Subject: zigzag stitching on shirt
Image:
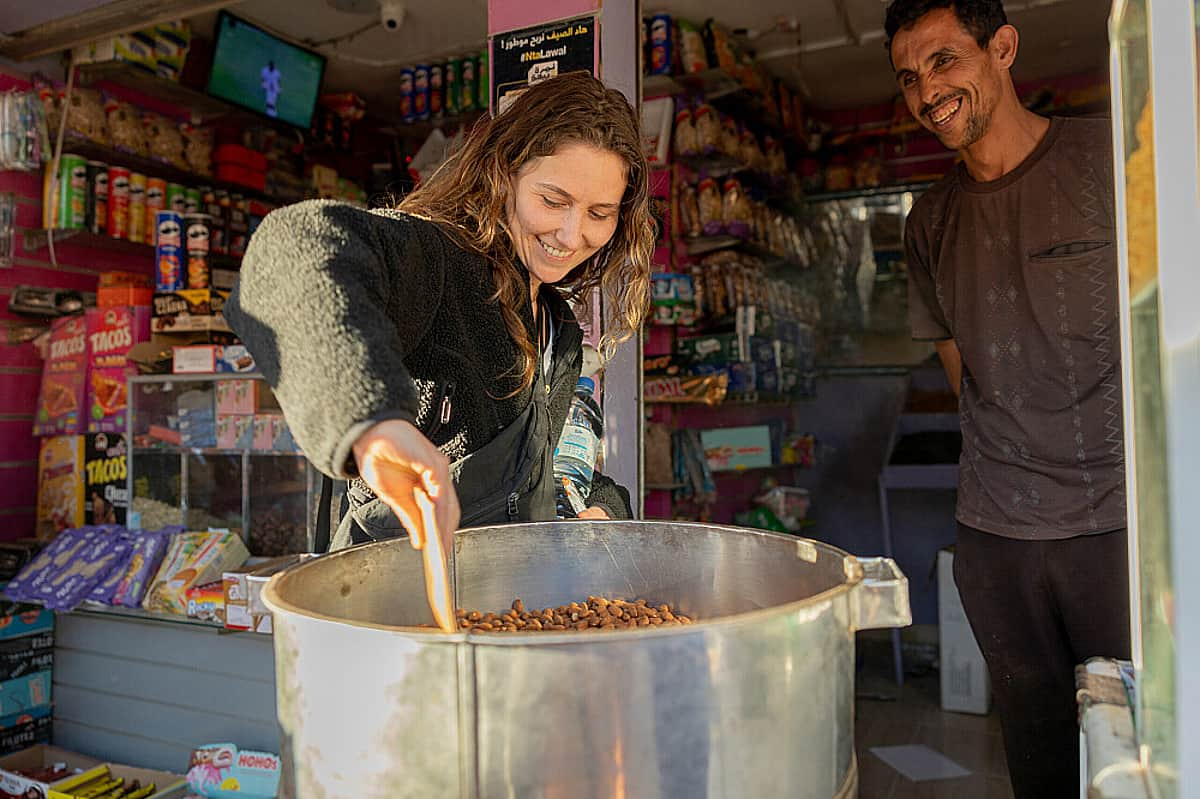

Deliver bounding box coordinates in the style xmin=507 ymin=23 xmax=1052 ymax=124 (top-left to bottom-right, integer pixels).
xmin=1080 ymin=163 xmax=1101 ymax=236
xmin=1089 ymin=255 xmax=1124 ymax=468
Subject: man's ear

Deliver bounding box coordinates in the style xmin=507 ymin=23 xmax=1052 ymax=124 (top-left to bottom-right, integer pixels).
xmin=990 ymin=24 xmax=1019 ymax=69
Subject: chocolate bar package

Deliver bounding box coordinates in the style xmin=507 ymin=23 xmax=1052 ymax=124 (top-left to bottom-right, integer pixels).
xmin=113 ymin=526 xmax=180 ymax=608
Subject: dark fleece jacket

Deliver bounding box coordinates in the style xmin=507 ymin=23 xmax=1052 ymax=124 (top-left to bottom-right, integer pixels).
xmin=224 ymin=200 xmax=631 ymax=519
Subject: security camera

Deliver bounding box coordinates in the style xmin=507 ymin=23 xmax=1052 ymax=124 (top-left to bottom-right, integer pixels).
xmin=379 ymin=0 xmax=406 ymax=32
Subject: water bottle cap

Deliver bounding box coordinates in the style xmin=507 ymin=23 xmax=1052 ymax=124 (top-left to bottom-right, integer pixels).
xmin=576 ymin=377 xmax=595 ymax=393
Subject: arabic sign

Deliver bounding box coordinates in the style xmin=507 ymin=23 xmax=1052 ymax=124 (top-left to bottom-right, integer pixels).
xmin=491 ymin=16 xmax=598 ymax=115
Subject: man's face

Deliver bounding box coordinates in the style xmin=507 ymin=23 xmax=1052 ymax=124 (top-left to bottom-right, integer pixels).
xmin=890 ymin=7 xmax=1005 ymax=150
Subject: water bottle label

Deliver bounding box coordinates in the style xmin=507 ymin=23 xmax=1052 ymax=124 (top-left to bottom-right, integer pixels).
xmin=556 ymin=426 xmax=597 ymax=476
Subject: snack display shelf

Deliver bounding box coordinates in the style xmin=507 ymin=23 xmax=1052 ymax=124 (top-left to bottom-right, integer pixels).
xmin=133 ymin=446 xmax=302 ymax=458
xmin=65 ymin=600 xmax=227 ymax=630
xmin=77 ymin=61 xmax=238 ymax=121
xmin=56 ymin=134 xmax=279 ymax=206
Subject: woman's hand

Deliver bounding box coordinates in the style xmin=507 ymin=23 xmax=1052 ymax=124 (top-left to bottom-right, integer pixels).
xmin=353 ymin=419 xmax=460 ymax=555
xmin=577 ymin=506 xmax=610 ymax=520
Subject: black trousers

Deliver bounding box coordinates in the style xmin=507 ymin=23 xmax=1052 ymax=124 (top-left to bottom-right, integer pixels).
xmin=953 ymin=522 xmax=1131 ymax=799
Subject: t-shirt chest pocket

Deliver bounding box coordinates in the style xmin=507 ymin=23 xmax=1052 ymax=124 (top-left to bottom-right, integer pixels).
xmin=1023 ymin=238 xmax=1117 ymax=341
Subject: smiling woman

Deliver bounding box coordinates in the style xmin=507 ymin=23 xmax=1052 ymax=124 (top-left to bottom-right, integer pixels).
xmin=224 ymin=71 xmax=654 ymax=560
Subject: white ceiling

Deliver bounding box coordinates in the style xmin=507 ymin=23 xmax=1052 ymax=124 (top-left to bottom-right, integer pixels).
xmin=3 ymin=0 xmax=1113 ymax=111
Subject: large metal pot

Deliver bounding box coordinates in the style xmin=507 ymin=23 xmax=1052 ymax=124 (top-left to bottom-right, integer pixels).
xmin=263 ymin=520 xmax=911 ymax=798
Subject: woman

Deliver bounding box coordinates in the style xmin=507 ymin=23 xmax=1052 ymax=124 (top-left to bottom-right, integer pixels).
xmin=225 ymin=72 xmax=654 ymax=554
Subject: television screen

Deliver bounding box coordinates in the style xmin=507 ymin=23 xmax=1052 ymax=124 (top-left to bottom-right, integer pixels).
xmin=206 ymin=11 xmax=326 ymax=129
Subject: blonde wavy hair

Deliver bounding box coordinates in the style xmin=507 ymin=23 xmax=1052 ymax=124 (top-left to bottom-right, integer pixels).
xmin=398 ymin=71 xmax=654 ymax=393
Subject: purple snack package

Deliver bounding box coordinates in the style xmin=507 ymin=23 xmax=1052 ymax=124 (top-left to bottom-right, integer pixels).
xmin=45 ymin=532 xmax=131 ymax=611
xmin=114 ymin=527 xmax=178 ymax=608
xmin=89 ymin=528 xmax=136 ymax=604
xmin=16 ymin=528 xmax=100 ymax=605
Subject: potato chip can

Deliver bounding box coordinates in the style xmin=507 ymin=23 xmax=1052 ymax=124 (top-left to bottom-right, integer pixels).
xmin=106 ymin=166 xmax=131 ymax=239
xmin=127 ymin=172 xmax=146 ymax=244
xmin=460 ymin=56 xmax=478 ymax=113
xmin=429 ymin=63 xmax=444 ymax=118
xmin=183 ymin=213 xmax=212 ymax=289
xmin=184 ymin=187 xmax=202 ymax=215
xmin=414 ymin=64 xmax=431 ymax=121
xmin=85 ymin=161 xmax=108 ymax=235
xmin=444 ymin=60 xmax=460 ymax=116
xmin=478 ymin=49 xmax=489 ymax=111
xmin=166 ymin=182 xmax=187 ymax=215
xmin=144 ymin=177 xmax=167 ymax=244
xmin=154 ymin=210 xmax=184 ymax=291
xmin=59 ymin=153 xmax=88 ymax=230
xmin=399 ymin=68 xmax=415 ymax=123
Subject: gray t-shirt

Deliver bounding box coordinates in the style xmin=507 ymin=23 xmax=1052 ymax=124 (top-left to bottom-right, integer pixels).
xmin=906 ymin=116 xmax=1126 ymax=539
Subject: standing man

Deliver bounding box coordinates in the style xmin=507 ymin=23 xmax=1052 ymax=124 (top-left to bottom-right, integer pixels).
xmin=884 ymin=1 xmax=1130 ymax=796
xmin=261 ymin=60 xmax=282 ymax=118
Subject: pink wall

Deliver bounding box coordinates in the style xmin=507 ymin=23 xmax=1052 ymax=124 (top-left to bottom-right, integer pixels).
xmin=487 ymin=0 xmax=600 ymax=34
xmin=0 ymin=68 xmax=154 ymax=539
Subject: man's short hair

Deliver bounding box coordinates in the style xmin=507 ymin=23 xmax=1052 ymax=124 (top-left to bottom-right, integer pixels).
xmin=884 ymin=0 xmax=1009 ymax=51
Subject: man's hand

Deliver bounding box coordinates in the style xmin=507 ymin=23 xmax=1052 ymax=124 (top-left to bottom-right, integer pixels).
xmin=352 ymin=419 xmax=460 ymax=555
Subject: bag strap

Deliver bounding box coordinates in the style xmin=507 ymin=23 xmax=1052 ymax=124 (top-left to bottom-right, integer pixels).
xmin=313 ymin=474 xmax=333 ymax=553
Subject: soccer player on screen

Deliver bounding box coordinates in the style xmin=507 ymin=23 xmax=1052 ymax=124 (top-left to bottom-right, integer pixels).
xmin=261 ymin=60 xmax=282 ymax=118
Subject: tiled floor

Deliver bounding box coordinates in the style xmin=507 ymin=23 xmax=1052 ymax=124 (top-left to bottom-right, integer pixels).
xmin=854 ymin=645 xmax=1014 ymax=799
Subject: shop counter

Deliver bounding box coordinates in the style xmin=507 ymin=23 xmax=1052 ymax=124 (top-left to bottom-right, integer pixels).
xmin=52 ymin=605 xmax=279 ymax=772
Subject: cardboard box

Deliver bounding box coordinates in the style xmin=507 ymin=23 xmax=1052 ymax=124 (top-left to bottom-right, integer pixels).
xmin=271 ymin=418 xmax=300 ymax=453
xmin=0 ymin=671 xmax=51 ymax=717
xmin=0 ymin=632 xmax=54 ymax=683
xmin=215 ymin=380 xmax=268 ymax=416
xmin=938 ymin=548 xmax=991 ymax=715
xmin=84 ymin=432 xmax=128 ymax=527
xmin=223 ymin=556 xmax=300 ymax=632
xmin=34 ymin=316 xmax=88 ymax=436
xmin=233 ymin=416 xmax=255 ymax=450
xmin=186 ymin=581 xmax=225 ymax=624
xmin=675 ymin=332 xmax=746 ymax=364
xmin=0 ymin=706 xmax=52 ymax=757
xmin=36 ymin=436 xmax=86 ymax=540
xmin=184 ymin=743 xmax=280 ymax=799
xmin=49 ymin=762 xmax=186 ymax=798
xmin=216 ymin=416 xmax=238 ymax=450
xmin=85 ymin=306 xmax=152 ymax=433
xmin=0 ymin=600 xmax=54 ymax=641
xmin=173 ymin=346 xmax=256 ymax=375
xmin=252 ymin=415 xmax=277 ymax=451
xmin=0 ymin=744 xmax=103 ymax=799
xmin=700 ymin=425 xmax=774 ymax=471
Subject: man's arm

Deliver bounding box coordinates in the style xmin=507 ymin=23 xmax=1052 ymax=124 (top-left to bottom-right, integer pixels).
xmin=935 ymin=339 xmax=962 ymax=398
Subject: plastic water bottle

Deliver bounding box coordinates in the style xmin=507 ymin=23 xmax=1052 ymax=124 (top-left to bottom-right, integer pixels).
xmin=553 ymin=377 xmax=603 ymax=518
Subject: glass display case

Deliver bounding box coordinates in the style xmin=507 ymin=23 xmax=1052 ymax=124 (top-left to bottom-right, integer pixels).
xmin=126 ymin=374 xmax=317 ymax=556
xmin=1110 ymin=0 xmax=1200 ymax=795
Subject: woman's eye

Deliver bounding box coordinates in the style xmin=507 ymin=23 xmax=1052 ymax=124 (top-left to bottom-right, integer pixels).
xmin=589 ymin=211 xmax=612 ymax=221
xmin=542 ymin=196 xmax=566 ymax=209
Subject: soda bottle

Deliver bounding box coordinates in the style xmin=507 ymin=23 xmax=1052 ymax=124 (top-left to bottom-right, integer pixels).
xmin=552 ymin=377 xmax=603 ymax=518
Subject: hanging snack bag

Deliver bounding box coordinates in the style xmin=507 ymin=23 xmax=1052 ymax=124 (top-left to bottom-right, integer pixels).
xmin=739 ymin=128 xmax=764 ymax=171
xmin=181 ymin=122 xmax=213 ymax=176
xmin=677 ymin=20 xmax=708 ymax=73
xmin=719 ymin=113 xmax=740 ymax=159
xmin=693 ymin=103 xmax=720 ymax=154
xmin=143 ymin=112 xmax=187 ymax=169
xmin=67 ymin=87 xmax=109 ymax=144
xmin=673 ymin=101 xmax=699 ymax=159
xmin=104 ymin=97 xmax=145 ymax=156
xmin=697 ymin=176 xmax=723 ymax=236
xmin=678 ymin=181 xmax=702 ymax=238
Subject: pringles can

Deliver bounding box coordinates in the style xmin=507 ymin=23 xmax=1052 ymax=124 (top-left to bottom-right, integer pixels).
xmin=144 ymin=177 xmax=167 ymax=245
xmin=430 ymin=62 xmax=445 ymax=118
xmin=166 ymin=182 xmax=187 ymax=215
xmin=414 ymin=64 xmax=430 ymax=121
xmin=478 ymin=49 xmax=489 ymax=111
xmin=127 ymin=173 xmax=146 ymax=244
xmin=106 ymin=166 xmax=131 ymax=239
xmin=184 ymin=187 xmax=202 ymax=215
xmin=460 ymin=55 xmax=478 ymax=113
xmin=59 ymin=153 xmax=87 ymax=230
xmin=228 ymin=194 xmax=248 ymax=259
xmin=154 ymin=210 xmax=184 ymax=291
xmin=444 ymin=59 xmax=460 ymax=116
xmin=85 ymin=161 xmax=108 ymax=235
xmin=183 ymin=213 xmax=212 ymax=289
xmin=399 ymin=68 xmax=415 ymax=124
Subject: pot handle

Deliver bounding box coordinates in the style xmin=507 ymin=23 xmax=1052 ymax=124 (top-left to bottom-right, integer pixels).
xmin=849 ymin=557 xmax=912 ymax=631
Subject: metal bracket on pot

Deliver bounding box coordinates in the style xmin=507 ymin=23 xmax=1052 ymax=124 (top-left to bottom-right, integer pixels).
xmin=849 ymin=557 xmax=912 ymax=631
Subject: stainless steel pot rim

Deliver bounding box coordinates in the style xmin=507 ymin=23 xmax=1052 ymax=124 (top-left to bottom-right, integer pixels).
xmin=262 ymin=520 xmax=868 ymax=645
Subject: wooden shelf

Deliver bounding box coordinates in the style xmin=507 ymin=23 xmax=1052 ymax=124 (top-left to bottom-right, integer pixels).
xmin=78 ymin=62 xmax=237 ymax=121
xmin=57 ymin=134 xmax=280 ymax=204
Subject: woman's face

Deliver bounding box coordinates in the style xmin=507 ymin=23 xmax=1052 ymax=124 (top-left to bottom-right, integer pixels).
xmin=507 ymin=141 xmax=626 ymax=294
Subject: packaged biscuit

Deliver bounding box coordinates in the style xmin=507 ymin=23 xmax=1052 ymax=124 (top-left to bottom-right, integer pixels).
xmin=85 ymin=305 xmax=151 ymax=433
xmin=692 ymin=103 xmax=719 ymax=154
xmin=143 ymin=531 xmax=249 ymax=615
xmin=697 ymin=177 xmax=722 ymax=236
xmin=34 ymin=315 xmax=88 ymax=437
xmin=35 ymin=436 xmax=85 ymax=540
